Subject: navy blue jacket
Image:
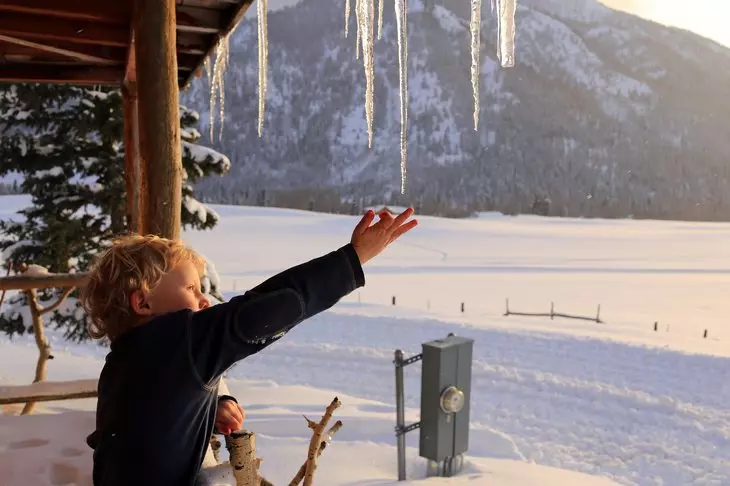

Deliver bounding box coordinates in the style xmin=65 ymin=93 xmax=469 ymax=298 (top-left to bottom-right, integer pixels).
xmin=87 ymin=244 xmax=365 ymax=485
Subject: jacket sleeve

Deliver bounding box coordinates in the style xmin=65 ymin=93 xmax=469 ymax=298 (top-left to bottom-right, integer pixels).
xmin=186 ymin=243 xmax=365 ymax=386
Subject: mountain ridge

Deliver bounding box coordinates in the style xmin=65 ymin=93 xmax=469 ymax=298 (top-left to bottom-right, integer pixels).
xmin=181 ymin=0 xmax=730 ymax=220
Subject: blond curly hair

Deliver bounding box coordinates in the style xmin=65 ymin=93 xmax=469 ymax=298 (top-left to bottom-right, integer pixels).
xmin=81 ymin=234 xmax=205 ymax=341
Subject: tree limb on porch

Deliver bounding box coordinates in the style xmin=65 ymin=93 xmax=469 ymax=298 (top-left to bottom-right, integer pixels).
xmin=0 ymin=379 xmax=98 ymax=405
xmin=0 ymin=272 xmax=88 ymax=291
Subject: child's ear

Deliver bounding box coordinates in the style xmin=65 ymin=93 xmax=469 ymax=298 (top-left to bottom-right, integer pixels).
xmin=130 ymin=290 xmax=153 ymax=316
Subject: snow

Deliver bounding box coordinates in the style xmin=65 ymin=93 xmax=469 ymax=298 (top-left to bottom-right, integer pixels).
xmin=1 ymin=239 xmax=41 ymax=263
xmin=2 ymin=196 xmax=730 ymax=484
xmin=181 ymin=141 xmax=232 ymax=171
xmin=31 ymin=168 xmax=63 ymax=179
xmin=22 ymin=264 xmax=49 ymax=276
xmin=433 ymin=5 xmax=465 ymax=34
xmin=183 ymin=196 xmax=213 ymax=224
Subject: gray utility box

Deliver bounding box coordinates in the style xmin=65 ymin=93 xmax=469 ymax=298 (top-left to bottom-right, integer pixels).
xmin=419 ymin=335 xmax=474 ymax=462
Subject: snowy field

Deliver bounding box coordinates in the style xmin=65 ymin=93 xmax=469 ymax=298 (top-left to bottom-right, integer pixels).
xmin=2 ymin=194 xmax=730 ymax=485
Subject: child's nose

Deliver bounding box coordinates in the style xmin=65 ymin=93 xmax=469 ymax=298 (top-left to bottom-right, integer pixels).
xmin=199 ymin=294 xmax=211 ymax=309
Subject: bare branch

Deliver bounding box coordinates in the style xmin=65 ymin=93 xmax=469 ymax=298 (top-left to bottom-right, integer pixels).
xmin=20 ymin=287 xmax=51 ymax=415
xmin=39 ymin=286 xmax=76 ymax=316
xmin=301 ymin=396 xmax=342 ymax=486
xmin=289 ymin=420 xmax=344 ymax=486
xmin=0 ymin=262 xmax=12 ymax=309
xmin=303 ymin=415 xmax=317 ymax=430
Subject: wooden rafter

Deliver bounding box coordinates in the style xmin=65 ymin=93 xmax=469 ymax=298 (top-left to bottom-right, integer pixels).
xmin=0 ymin=12 xmax=129 ymax=47
xmin=0 ymin=64 xmax=124 ymax=84
xmin=0 ymin=0 xmax=128 ymax=24
xmin=181 ymin=0 xmax=255 ymax=87
xmin=177 ymin=7 xmax=225 ymax=35
xmin=0 ymin=34 xmax=120 ymax=65
xmin=0 ymin=40 xmax=126 ymax=64
xmin=0 ymin=0 xmax=249 ymax=88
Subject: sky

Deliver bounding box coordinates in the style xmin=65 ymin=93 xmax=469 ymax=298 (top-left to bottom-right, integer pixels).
xmin=599 ymin=0 xmax=729 ymax=47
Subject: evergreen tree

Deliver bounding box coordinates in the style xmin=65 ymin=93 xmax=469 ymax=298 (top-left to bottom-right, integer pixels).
xmin=0 ymin=83 xmax=229 ymax=341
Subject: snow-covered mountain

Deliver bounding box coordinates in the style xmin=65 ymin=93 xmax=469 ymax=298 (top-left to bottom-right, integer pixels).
xmin=182 ymin=0 xmax=730 ymax=220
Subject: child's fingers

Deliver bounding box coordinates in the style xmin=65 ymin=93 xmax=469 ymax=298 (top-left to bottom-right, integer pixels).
xmin=215 ymin=420 xmax=230 ymax=435
xmin=389 ymin=218 xmax=418 ymax=243
xmin=219 ymin=400 xmax=244 ymax=423
xmin=219 ymin=410 xmax=241 ymax=428
xmin=353 ymin=210 xmax=375 ymax=236
xmin=237 ymin=403 xmax=246 ymax=422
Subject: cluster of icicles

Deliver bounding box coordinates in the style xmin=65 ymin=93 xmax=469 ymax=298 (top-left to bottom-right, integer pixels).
xmin=207 ymin=0 xmax=517 ymax=194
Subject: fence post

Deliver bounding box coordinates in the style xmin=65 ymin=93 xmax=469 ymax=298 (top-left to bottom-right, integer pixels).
xmin=595 ymin=304 xmax=601 ymax=323
xmin=550 ymin=302 xmax=555 ymax=320
xmin=394 ymin=350 xmax=406 ymax=481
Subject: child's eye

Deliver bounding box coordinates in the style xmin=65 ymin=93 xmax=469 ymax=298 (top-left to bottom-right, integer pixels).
xmin=187 ymin=285 xmax=196 ymax=291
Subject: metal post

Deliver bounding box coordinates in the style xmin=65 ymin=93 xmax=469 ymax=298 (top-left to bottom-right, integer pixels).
xmin=395 ymin=349 xmax=406 ymax=481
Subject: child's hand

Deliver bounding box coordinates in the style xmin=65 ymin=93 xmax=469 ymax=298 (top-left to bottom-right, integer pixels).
xmin=351 ymin=208 xmax=418 ymax=265
xmin=215 ymin=399 xmax=245 ymax=435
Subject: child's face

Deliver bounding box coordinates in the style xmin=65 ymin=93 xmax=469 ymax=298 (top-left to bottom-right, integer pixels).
xmin=135 ymin=260 xmax=211 ymax=318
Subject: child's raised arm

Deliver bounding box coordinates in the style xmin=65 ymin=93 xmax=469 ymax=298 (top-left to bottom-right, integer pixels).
xmin=186 ymin=208 xmax=418 ymax=386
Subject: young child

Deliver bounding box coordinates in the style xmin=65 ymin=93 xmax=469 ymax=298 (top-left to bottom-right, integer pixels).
xmin=81 ymin=208 xmax=417 ymax=486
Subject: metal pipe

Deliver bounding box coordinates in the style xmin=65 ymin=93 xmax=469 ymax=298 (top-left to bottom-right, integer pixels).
xmin=395 ymin=349 xmax=406 ymax=480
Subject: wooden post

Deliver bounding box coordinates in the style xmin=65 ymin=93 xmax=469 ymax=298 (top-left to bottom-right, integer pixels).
xmin=133 ymin=0 xmax=182 ymax=239
xmin=225 ymin=431 xmax=259 ymax=486
xmin=20 ymin=288 xmax=50 ymax=415
xmin=122 ymin=81 xmax=141 ymax=234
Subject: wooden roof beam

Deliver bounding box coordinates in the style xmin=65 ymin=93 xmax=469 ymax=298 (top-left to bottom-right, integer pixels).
xmin=0 ymin=12 xmax=129 ymax=47
xmin=0 ymin=65 xmax=123 ymax=85
xmin=0 ymin=39 xmax=126 ymax=63
xmin=0 ymin=0 xmax=128 ymax=24
xmin=181 ymin=0 xmax=255 ymax=87
xmin=0 ymin=34 xmax=120 ymax=65
xmin=176 ymin=6 xmax=226 ymax=35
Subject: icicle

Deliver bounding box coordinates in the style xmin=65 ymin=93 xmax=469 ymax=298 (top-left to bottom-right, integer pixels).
xmin=345 ymin=0 xmax=351 ymax=38
xmin=355 ymin=0 xmax=362 ymax=59
xmin=209 ymin=33 xmax=232 ymax=141
xmin=377 ymin=0 xmax=384 ymax=40
xmin=257 ymin=0 xmax=269 ymax=137
xmin=394 ymin=0 xmax=408 ymax=193
xmin=358 ymin=0 xmax=375 ymax=148
xmin=497 ymin=0 xmax=516 ymax=67
xmin=204 ymin=57 xmax=211 ymax=84
xmin=469 ymin=0 xmax=481 ymax=131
